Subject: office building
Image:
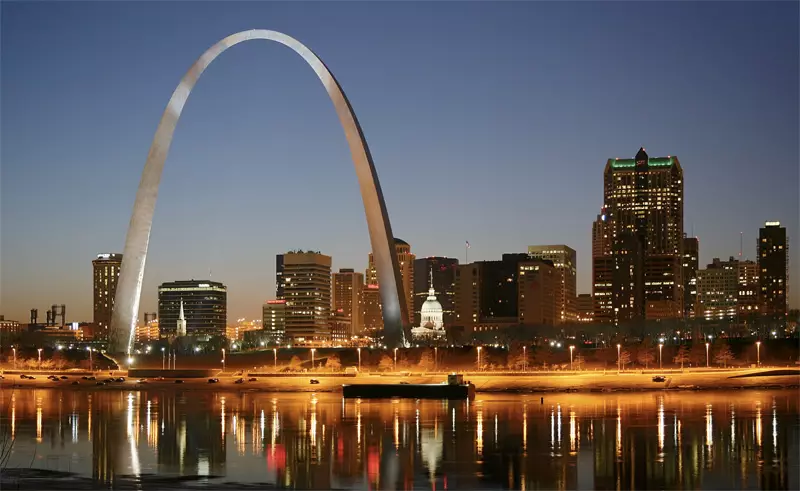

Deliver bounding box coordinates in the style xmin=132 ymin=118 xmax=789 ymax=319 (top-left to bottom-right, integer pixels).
xmin=527 ymin=245 xmax=577 ymax=323
xmin=697 ymin=257 xmax=739 ymax=321
xmin=576 ymin=294 xmax=594 ymax=323
xmin=262 ymin=300 xmax=286 ymax=345
xmin=275 ymin=254 xmax=285 ymax=300
xmin=592 ymin=212 xmax=614 ymax=323
xmin=682 ymin=236 xmax=699 ymax=318
xmin=329 ymin=310 xmax=352 ymax=345
xmin=158 ymin=280 xmax=227 ymax=337
xmin=362 ymin=285 xmax=383 ymax=338
xmin=603 ymin=148 xmax=684 ymax=322
xmin=518 ymin=260 xmax=558 ymax=326
xmin=366 ymin=238 xmax=414 ymax=319
xmin=283 ymin=251 xmax=332 ymax=344
xmin=413 ymin=257 xmax=458 ymax=327
xmin=759 ymin=221 xmax=788 ymax=328
xmin=332 ymin=268 xmax=364 ymax=336
xmin=92 ymin=253 xmax=122 ymax=340
xmin=738 ymin=259 xmax=760 ymax=322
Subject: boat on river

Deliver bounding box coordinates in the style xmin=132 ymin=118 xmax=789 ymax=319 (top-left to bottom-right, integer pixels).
xmin=342 ymin=373 xmax=475 ymax=400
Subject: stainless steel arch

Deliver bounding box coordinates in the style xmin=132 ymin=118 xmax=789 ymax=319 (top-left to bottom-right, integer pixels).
xmin=109 ymin=29 xmax=409 ymax=354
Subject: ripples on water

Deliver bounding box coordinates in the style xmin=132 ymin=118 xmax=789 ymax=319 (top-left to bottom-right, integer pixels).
xmin=0 ymin=389 xmax=798 ymax=490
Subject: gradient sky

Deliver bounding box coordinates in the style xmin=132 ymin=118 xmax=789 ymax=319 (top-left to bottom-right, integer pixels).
xmin=1 ymin=1 xmax=798 ymax=323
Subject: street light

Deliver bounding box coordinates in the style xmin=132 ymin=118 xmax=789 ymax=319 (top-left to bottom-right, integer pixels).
xmin=311 ymin=348 xmax=316 ymax=368
xmin=357 ymin=347 xmax=362 ymax=372
xmin=569 ymin=345 xmax=575 ymax=371
xmin=617 ymin=344 xmax=621 ymax=373
xmin=659 ymin=343 xmax=664 ymax=369
xmin=38 ymin=348 xmax=43 ymax=370
xmin=705 ymin=342 xmax=710 ymax=368
xmin=434 ymin=347 xmax=438 ymax=371
xmin=393 ymin=348 xmax=398 ymax=371
xmin=273 ymin=348 xmax=277 ymax=369
xmin=222 ymin=348 xmax=226 ymax=372
xmin=173 ymin=350 xmax=177 ymax=370
xmin=161 ymin=347 xmax=165 ymax=370
xmin=756 ymin=341 xmax=761 ymax=367
xmin=523 ymin=346 xmax=527 ymax=372
xmin=12 ymin=347 xmax=16 ymax=370
xmin=477 ymin=346 xmax=482 ymax=370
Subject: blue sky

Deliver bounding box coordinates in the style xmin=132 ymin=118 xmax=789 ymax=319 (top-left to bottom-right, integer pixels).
xmin=1 ymin=1 xmax=798 ymax=322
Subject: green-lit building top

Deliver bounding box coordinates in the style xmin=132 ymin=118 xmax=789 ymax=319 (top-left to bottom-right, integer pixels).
xmin=606 ymin=155 xmax=679 ymax=169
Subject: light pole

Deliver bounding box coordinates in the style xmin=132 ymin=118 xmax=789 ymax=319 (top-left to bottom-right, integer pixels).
xmin=523 ymin=346 xmax=527 ymax=372
xmin=357 ymin=347 xmax=362 ymax=372
xmin=173 ymin=350 xmax=177 ymax=370
xmin=705 ymin=342 xmax=710 ymax=368
xmin=222 ymin=348 xmax=226 ymax=372
xmin=617 ymin=344 xmax=621 ymax=373
xmin=87 ymin=347 xmax=93 ymax=372
xmin=756 ymin=341 xmax=761 ymax=367
xmin=393 ymin=348 xmax=398 ymax=371
xmin=434 ymin=347 xmax=438 ymax=371
xmin=659 ymin=343 xmax=663 ymax=369
xmin=38 ymin=348 xmax=43 ymax=370
xmin=477 ymin=346 xmax=482 ymax=370
xmin=569 ymin=345 xmax=575 ymax=371
xmin=161 ymin=347 xmax=165 ymax=370
xmin=273 ymin=348 xmax=277 ymax=369
xmin=311 ymin=348 xmax=316 ymax=369
xmin=12 ymin=347 xmax=16 ymax=370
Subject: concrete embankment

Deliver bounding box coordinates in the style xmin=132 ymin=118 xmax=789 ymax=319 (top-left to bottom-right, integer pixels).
xmin=2 ymin=368 xmax=798 ymax=394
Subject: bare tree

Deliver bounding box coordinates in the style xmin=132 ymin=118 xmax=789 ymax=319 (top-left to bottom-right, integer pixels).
xmin=673 ymin=345 xmax=690 ymax=369
xmin=378 ymin=355 xmax=394 ymax=372
xmin=418 ymin=350 xmax=434 ymax=372
xmin=288 ymin=355 xmax=303 ymax=371
xmin=637 ymin=348 xmax=655 ymax=369
xmin=507 ymin=349 xmax=528 ymax=371
xmin=618 ymin=349 xmax=632 ymax=371
xmin=325 ymin=354 xmax=342 ymax=371
xmin=713 ymin=344 xmax=735 ymax=368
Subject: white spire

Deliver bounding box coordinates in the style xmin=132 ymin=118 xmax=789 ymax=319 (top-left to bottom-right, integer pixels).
xmin=179 ymin=298 xmax=185 ymax=321
xmin=176 ymin=298 xmax=187 ymax=337
xmin=428 ymin=267 xmax=435 ymax=296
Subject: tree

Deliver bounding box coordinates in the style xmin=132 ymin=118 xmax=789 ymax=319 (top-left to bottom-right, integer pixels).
xmin=532 ymin=348 xmax=554 ymax=369
xmin=288 ymin=355 xmax=303 ymax=371
xmin=418 ymin=350 xmax=434 ymax=372
xmin=52 ymin=352 xmax=69 ymax=370
xmin=325 ymin=354 xmax=342 ymax=371
xmin=637 ymin=348 xmax=655 ymax=369
xmin=618 ymin=349 xmax=631 ymax=371
xmin=573 ymin=354 xmax=585 ymax=371
xmin=24 ymin=358 xmax=38 ymax=370
xmin=378 ymin=355 xmax=394 ymax=372
xmin=713 ymin=344 xmax=735 ymax=368
xmin=507 ymin=349 xmax=528 ymax=371
xmin=690 ymin=343 xmax=707 ymax=367
xmin=673 ymin=345 xmax=690 ymax=369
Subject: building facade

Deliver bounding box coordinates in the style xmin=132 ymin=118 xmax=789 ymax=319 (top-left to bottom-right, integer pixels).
xmin=576 ymin=294 xmax=594 ymax=323
xmin=367 ymin=238 xmax=414 ymax=320
xmin=262 ymin=300 xmax=286 ymax=345
xmin=602 ymin=148 xmax=684 ymax=323
xmin=759 ymin=222 xmax=788 ymax=329
xmin=92 ymin=253 xmax=122 ymax=340
xmin=737 ymin=260 xmax=760 ymax=324
xmin=157 ymin=280 xmax=227 ymax=337
xmin=592 ymin=212 xmax=614 ymax=323
xmin=275 ymin=255 xmax=285 ymax=300
xmin=361 ymin=285 xmax=383 ymax=339
xmin=283 ymin=251 xmax=332 ymax=344
xmin=413 ymin=257 xmax=458 ymax=328
xmin=527 ymin=245 xmax=577 ymax=324
xmin=682 ymin=236 xmax=699 ymax=319
xmin=696 ymin=257 xmax=739 ymax=322
xmin=332 ymin=268 xmax=364 ymax=337
xmin=518 ymin=260 xmax=558 ymax=326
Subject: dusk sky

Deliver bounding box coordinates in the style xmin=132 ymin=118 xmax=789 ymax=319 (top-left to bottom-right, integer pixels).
xmin=1 ymin=1 xmax=798 ymax=323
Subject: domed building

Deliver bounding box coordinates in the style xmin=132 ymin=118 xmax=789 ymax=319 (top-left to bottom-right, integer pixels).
xmin=411 ymin=270 xmax=446 ymax=343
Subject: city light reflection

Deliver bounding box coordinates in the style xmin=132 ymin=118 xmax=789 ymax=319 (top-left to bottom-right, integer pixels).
xmin=569 ymin=410 xmax=576 ymax=453
xmin=476 ymin=406 xmax=484 ymax=457
xmin=705 ymin=404 xmax=713 ymax=449
xmin=657 ymin=397 xmax=665 ymax=453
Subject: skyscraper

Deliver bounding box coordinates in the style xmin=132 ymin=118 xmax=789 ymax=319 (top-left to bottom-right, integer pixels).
xmin=283 ymin=251 xmax=332 ymax=344
xmin=682 ymin=236 xmax=699 ymax=318
xmin=738 ymin=259 xmax=760 ymax=324
xmin=158 ymin=280 xmax=227 ymax=337
xmin=527 ymin=245 xmax=577 ymax=323
xmin=592 ymin=212 xmax=613 ymax=323
xmin=697 ymin=257 xmax=739 ymax=321
xmin=518 ymin=260 xmax=558 ymax=326
xmin=413 ymin=257 xmax=458 ymax=327
xmin=603 ymin=148 xmax=684 ymax=322
xmin=759 ymin=221 xmax=788 ymax=329
xmin=92 ymin=253 xmax=123 ymax=340
xmin=262 ymin=300 xmax=286 ymax=345
xmin=367 ymin=238 xmax=414 ymax=319
xmin=332 ymin=268 xmax=364 ymax=336
xmin=362 ymin=284 xmax=383 ymax=338
xmin=275 ymin=254 xmax=285 ymax=300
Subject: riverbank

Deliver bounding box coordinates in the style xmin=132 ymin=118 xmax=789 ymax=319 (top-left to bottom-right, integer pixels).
xmin=2 ymin=367 xmax=798 ymax=393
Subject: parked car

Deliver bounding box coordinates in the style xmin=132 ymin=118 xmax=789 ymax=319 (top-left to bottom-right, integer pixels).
xmin=248 ymin=377 xmax=257 ymax=382
xmin=71 ymin=381 xmax=80 ymax=385
xmin=652 ymin=376 xmax=666 ymax=382
xmin=174 ymin=380 xmax=184 ymax=384
xmin=208 ymin=378 xmax=219 ymax=384
xmin=234 ymin=378 xmax=244 ymax=384
xmin=310 ymin=379 xmax=320 ymax=385
xmin=60 ymin=376 xmax=68 ymax=380
xmin=87 ymin=376 xmax=96 ymax=381
xmin=96 ymin=381 xmax=106 ymax=386
xmin=115 ymin=377 xmax=125 ymax=382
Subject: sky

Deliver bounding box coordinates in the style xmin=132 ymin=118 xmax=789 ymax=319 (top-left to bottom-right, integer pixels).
xmin=1 ymin=1 xmax=798 ymax=323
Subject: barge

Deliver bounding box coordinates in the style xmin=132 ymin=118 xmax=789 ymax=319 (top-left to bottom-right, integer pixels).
xmin=342 ymin=374 xmax=475 ymax=400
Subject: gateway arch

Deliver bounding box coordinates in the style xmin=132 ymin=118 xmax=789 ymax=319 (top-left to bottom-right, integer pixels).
xmin=109 ymin=29 xmax=410 ymax=355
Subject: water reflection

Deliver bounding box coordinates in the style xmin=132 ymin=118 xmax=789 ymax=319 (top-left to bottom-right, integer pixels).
xmin=1 ymin=389 xmax=798 ymax=490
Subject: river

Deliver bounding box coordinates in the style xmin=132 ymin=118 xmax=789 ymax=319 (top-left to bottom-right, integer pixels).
xmin=1 ymin=388 xmax=797 ymax=489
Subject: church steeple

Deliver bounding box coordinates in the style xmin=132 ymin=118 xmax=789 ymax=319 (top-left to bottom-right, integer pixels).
xmin=176 ymin=298 xmax=187 ymax=337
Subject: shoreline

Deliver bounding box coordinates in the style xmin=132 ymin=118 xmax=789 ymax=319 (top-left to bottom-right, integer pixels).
xmin=2 ymin=367 xmax=798 ymax=394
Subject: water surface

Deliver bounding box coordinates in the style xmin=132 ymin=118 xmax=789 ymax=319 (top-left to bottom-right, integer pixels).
xmin=1 ymin=389 xmax=797 ymax=489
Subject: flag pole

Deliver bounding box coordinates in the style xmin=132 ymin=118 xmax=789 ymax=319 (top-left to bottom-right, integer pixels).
xmin=465 ymin=241 xmax=469 ymax=264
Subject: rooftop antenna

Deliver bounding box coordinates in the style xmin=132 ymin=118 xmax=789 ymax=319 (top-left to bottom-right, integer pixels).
xmin=739 ymin=232 xmax=743 ymax=259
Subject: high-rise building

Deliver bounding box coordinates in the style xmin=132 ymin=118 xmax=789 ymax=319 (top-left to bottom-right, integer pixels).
xmin=527 ymin=245 xmax=577 ymax=323
xmin=262 ymin=300 xmax=286 ymax=345
xmin=759 ymin=221 xmax=788 ymax=328
xmin=697 ymin=257 xmax=739 ymax=321
xmin=576 ymin=294 xmax=594 ymax=323
xmin=682 ymin=236 xmax=699 ymax=318
xmin=413 ymin=257 xmax=458 ymax=327
xmin=283 ymin=251 xmax=332 ymax=344
xmin=367 ymin=238 xmax=414 ymax=319
xmin=92 ymin=253 xmax=123 ymax=340
xmin=737 ymin=259 xmax=760 ymax=323
xmin=362 ymin=284 xmax=383 ymax=338
xmin=332 ymin=268 xmax=364 ymax=336
xmin=592 ymin=212 xmax=613 ymax=323
xmin=275 ymin=255 xmax=285 ymax=300
xmin=603 ymin=148 xmax=684 ymax=322
xmin=329 ymin=310 xmax=352 ymax=345
xmin=158 ymin=280 xmax=227 ymax=337
xmin=518 ymin=260 xmax=558 ymax=326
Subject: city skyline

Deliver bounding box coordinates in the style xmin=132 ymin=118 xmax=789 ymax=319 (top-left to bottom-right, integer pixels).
xmin=2 ymin=2 xmax=798 ymax=323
